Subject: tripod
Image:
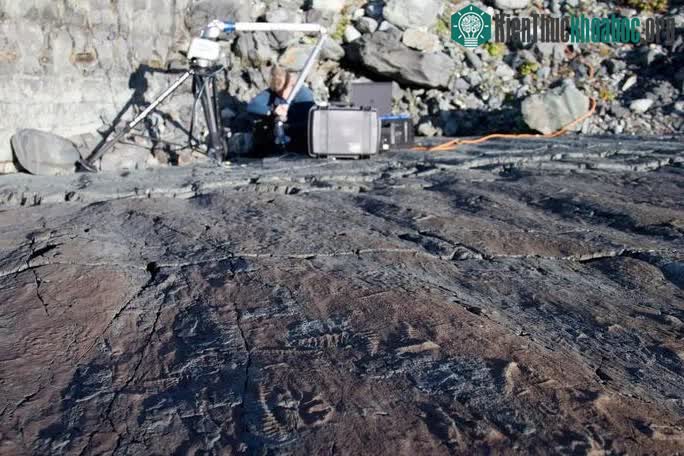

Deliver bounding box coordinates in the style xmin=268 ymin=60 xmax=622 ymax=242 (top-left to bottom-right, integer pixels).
xmin=78 ymin=63 xmax=227 ymax=172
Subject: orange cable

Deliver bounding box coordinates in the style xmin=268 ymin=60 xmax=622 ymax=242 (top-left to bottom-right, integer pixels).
xmin=413 ymin=97 xmax=597 ymax=152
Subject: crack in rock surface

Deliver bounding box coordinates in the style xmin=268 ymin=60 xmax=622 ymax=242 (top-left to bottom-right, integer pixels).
xmin=0 ymin=136 xmax=683 ymax=455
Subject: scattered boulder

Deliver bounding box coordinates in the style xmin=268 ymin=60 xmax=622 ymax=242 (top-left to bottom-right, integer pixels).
xmin=674 ymin=100 xmax=684 ymax=115
xmin=383 ymin=0 xmax=443 ymax=30
xmin=233 ymin=33 xmax=278 ymax=65
xmin=521 ymin=80 xmax=590 ymax=134
xmin=99 ymin=144 xmax=158 ymax=172
xmin=495 ymin=64 xmax=515 ymax=81
xmin=534 ymin=42 xmax=565 ymax=65
xmin=417 ymin=121 xmax=439 ymax=136
xmin=378 ymin=20 xmax=402 ymax=38
xmin=464 ymin=50 xmax=483 ymax=70
xmin=610 ymin=102 xmax=630 ymax=119
xmin=402 ymin=28 xmax=440 ymax=53
xmin=602 ymin=58 xmax=626 ymax=75
xmin=638 ymin=47 xmax=665 ymax=66
xmin=176 ymin=150 xmax=197 ymax=167
xmin=344 ymin=25 xmax=362 ymax=43
xmin=352 ymin=8 xmax=365 ymax=20
xmin=365 ymin=0 xmax=384 ymax=18
xmin=356 ymin=17 xmax=379 ymax=34
xmin=621 ymin=75 xmax=638 ymax=92
xmin=630 ymin=98 xmax=654 ymax=113
xmin=279 ymin=45 xmax=315 ymax=71
xmin=347 ymin=32 xmax=455 ymax=88
xmin=185 ymin=0 xmax=252 ymax=34
xmin=452 ymin=78 xmax=470 ymax=91
xmin=321 ymin=39 xmax=345 ymax=61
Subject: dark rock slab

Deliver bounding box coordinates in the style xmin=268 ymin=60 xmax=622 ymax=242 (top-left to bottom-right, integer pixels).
xmin=0 ymin=136 xmax=683 ymax=454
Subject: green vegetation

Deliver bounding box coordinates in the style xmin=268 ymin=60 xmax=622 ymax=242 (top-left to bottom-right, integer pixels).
xmin=484 ymin=42 xmax=506 ymax=58
xmin=518 ymin=61 xmax=539 ymax=77
xmin=599 ymin=86 xmax=616 ymax=102
xmin=435 ymin=17 xmax=450 ymax=36
xmin=619 ymin=0 xmax=667 ymax=12
xmin=332 ymin=15 xmax=350 ymax=42
xmin=332 ymin=1 xmax=367 ymax=42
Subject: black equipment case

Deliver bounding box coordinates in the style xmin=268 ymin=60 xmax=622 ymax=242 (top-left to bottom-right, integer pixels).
xmin=308 ymin=106 xmax=380 ymax=158
xmin=380 ymin=115 xmax=415 ymax=151
xmin=350 ymin=81 xmax=415 ymax=151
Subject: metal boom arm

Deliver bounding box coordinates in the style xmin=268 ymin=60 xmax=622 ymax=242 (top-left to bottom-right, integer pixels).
xmin=208 ymin=20 xmax=328 ymax=104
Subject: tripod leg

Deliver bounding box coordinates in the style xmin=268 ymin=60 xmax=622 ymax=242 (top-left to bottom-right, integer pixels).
xmin=81 ymin=70 xmax=194 ymax=171
xmin=197 ymin=74 xmax=226 ymax=161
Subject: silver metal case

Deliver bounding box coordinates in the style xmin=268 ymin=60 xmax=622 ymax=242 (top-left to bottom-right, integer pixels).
xmin=308 ymin=106 xmax=380 ymax=158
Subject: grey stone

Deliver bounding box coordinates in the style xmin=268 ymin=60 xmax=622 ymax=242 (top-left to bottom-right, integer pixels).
xmin=185 ymin=0 xmax=252 ymax=34
xmin=417 ymin=121 xmax=439 ymax=136
xmin=630 ymin=98 xmax=654 ymax=113
xmin=347 ymin=33 xmax=455 ymax=88
xmin=11 ymin=129 xmax=80 ymax=176
xmin=344 ymin=25 xmax=362 ymax=43
xmin=321 ymin=39 xmax=345 ymax=61
xmin=365 ymin=0 xmax=384 ymax=18
xmin=464 ymin=50 xmax=483 ymax=70
xmin=234 ymin=33 xmax=278 ymax=65
xmin=356 ymin=17 xmax=379 ymax=34
xmin=465 ymin=71 xmax=482 ymax=87
xmin=621 ymin=75 xmax=638 ymax=92
xmin=311 ymin=0 xmax=347 ymax=12
xmin=378 ymin=20 xmax=401 ymax=35
xmin=402 ymin=28 xmax=440 ymax=53
xmin=279 ymin=45 xmax=316 ymax=71
xmin=610 ymin=102 xmax=629 ymax=119
xmin=538 ymin=66 xmax=551 ymax=80
xmin=98 ymin=143 xmax=157 ymax=172
xmin=639 ymin=48 xmax=665 ymax=66
xmin=383 ymin=0 xmax=443 ymax=30
xmin=650 ymin=83 xmax=676 ymax=104
xmin=495 ymin=0 xmax=530 ymax=9
xmin=674 ymin=100 xmax=684 ymax=115
xmin=305 ymin=8 xmax=338 ymax=28
xmin=452 ymin=78 xmax=470 ymax=91
xmin=603 ymin=59 xmax=626 ymax=75
xmin=265 ymin=8 xmax=292 ymax=24
xmin=522 ymin=80 xmax=590 ymax=134
xmin=495 ymin=64 xmax=515 ymax=80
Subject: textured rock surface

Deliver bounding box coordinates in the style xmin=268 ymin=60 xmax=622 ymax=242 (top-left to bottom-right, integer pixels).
xmin=382 ymin=0 xmax=443 ymax=30
xmin=348 ymin=32 xmax=455 ymax=88
xmin=0 ymin=136 xmax=683 ymax=454
xmin=402 ymin=28 xmax=441 ymax=53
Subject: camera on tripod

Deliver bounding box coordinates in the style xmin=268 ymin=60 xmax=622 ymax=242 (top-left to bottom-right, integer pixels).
xmin=76 ymin=20 xmax=327 ymax=172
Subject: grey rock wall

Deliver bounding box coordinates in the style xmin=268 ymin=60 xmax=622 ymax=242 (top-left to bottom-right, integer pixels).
xmin=0 ymin=0 xmax=193 ymax=173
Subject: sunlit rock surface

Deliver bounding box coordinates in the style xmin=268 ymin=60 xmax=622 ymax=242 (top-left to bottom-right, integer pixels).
xmin=0 ymin=136 xmax=683 ymax=454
